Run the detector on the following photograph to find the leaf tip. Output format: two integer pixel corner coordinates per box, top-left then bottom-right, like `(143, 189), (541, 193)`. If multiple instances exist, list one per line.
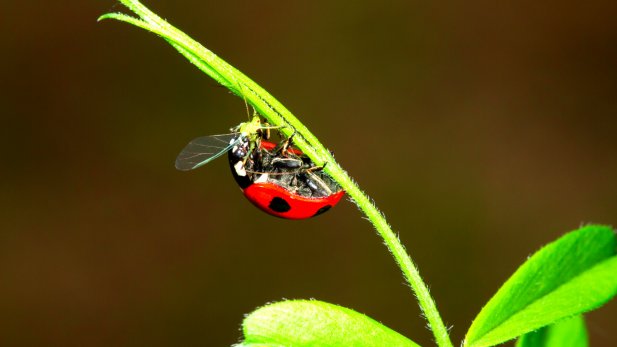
(98, 12), (131, 22)
(97, 13), (113, 22)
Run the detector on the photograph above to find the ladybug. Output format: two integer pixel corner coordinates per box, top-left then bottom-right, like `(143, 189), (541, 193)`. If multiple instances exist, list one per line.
(175, 117), (344, 219)
(227, 138), (344, 219)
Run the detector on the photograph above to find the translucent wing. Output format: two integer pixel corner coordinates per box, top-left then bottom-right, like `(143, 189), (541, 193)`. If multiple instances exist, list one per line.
(175, 133), (241, 171)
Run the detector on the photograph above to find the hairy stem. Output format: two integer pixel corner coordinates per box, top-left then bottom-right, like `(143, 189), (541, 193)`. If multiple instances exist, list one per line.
(100, 1), (453, 346)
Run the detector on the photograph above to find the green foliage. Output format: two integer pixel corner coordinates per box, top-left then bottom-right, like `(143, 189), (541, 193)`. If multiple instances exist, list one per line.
(237, 300), (420, 347)
(101, 2), (617, 347)
(465, 225), (617, 347)
(516, 315), (588, 347)
(100, 1), (452, 346)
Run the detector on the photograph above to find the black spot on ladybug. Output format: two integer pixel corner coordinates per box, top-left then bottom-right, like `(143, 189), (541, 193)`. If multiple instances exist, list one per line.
(269, 197), (291, 213)
(313, 205), (332, 217)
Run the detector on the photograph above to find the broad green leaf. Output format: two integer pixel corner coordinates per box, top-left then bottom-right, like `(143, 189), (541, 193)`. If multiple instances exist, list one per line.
(465, 225), (617, 347)
(239, 300), (420, 347)
(515, 315), (588, 347)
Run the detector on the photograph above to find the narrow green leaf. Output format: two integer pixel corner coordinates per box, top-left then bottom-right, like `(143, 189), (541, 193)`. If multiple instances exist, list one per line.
(465, 225), (617, 347)
(241, 300), (420, 347)
(515, 315), (588, 347)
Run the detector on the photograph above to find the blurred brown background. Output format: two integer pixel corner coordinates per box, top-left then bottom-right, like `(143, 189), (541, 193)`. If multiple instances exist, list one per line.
(2, 1), (616, 346)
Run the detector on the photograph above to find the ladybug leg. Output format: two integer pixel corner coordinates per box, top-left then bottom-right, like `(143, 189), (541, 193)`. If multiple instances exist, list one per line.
(298, 171), (332, 197)
(242, 139), (260, 167)
(309, 171), (333, 195)
(288, 174), (301, 194)
(258, 121), (290, 141)
(251, 146), (264, 172)
(296, 160), (333, 197)
(270, 130), (297, 156)
(260, 126), (271, 140)
(271, 156), (303, 170)
(299, 159), (327, 173)
(309, 162), (327, 172)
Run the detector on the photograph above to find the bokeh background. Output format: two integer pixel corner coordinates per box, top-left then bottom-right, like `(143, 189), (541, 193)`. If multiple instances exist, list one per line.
(2, 1), (616, 346)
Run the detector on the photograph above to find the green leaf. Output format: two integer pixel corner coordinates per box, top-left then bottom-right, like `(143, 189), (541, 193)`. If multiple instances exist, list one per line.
(515, 315), (588, 347)
(239, 300), (420, 347)
(465, 225), (617, 347)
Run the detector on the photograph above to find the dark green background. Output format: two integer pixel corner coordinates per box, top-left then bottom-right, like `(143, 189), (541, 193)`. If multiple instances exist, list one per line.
(2, 1), (616, 346)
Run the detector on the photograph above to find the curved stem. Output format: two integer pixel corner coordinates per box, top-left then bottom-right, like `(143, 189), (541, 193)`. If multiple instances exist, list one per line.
(327, 165), (453, 347)
(100, 2), (453, 346)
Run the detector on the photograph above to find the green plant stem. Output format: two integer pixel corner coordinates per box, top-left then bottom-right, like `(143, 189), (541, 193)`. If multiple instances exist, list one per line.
(328, 166), (454, 347)
(100, 1), (453, 346)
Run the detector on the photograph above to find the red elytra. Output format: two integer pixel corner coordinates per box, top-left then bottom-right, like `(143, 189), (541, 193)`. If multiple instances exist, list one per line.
(258, 140), (303, 155)
(228, 140), (344, 219)
(243, 182), (345, 219)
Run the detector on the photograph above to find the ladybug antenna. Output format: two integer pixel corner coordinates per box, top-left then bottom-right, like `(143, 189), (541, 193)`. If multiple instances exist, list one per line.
(274, 130), (297, 155)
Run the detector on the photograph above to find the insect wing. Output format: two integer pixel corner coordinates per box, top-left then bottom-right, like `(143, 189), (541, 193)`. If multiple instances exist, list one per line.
(175, 133), (241, 171)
